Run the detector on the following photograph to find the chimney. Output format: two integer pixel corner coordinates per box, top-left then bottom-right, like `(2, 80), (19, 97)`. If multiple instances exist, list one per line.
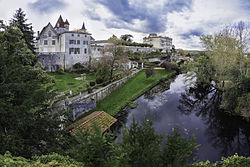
(37, 31), (40, 37)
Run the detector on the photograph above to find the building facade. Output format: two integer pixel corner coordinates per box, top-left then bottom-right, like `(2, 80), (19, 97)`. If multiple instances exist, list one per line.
(143, 33), (173, 51)
(37, 15), (91, 72)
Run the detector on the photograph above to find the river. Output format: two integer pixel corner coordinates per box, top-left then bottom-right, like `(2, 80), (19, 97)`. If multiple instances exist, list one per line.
(116, 74), (250, 162)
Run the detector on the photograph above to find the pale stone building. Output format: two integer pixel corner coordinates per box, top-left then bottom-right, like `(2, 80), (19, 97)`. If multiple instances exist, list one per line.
(37, 15), (91, 72)
(143, 33), (173, 51)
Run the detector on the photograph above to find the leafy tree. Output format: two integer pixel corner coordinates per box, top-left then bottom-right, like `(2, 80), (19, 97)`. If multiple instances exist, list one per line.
(161, 128), (198, 167)
(0, 21), (69, 157)
(11, 8), (35, 53)
(95, 56), (112, 82)
(104, 36), (126, 81)
(119, 118), (163, 167)
(68, 126), (118, 167)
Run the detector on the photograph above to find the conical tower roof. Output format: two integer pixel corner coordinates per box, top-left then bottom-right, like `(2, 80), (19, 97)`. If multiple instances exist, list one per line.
(55, 15), (65, 28)
(81, 21), (86, 31)
(64, 19), (70, 25)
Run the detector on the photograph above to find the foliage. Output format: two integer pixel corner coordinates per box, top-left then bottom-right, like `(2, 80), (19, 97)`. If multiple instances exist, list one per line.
(192, 154), (250, 167)
(0, 21), (70, 157)
(93, 70), (175, 116)
(161, 61), (179, 72)
(161, 127), (198, 167)
(221, 76), (250, 116)
(186, 56), (214, 85)
(73, 63), (87, 73)
(89, 81), (95, 87)
(145, 67), (155, 78)
(119, 118), (163, 167)
(96, 78), (104, 84)
(95, 57), (112, 82)
(128, 101), (138, 109)
(0, 151), (84, 167)
(11, 8), (35, 53)
(186, 22), (250, 116)
(68, 126), (117, 167)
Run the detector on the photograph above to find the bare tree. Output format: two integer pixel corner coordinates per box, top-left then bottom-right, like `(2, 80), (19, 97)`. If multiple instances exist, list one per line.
(102, 36), (126, 82)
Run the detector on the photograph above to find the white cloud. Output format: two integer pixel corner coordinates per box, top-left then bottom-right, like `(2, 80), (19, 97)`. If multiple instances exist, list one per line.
(0, 0), (249, 50)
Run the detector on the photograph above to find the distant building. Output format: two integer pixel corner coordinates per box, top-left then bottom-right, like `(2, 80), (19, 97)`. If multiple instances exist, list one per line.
(37, 15), (91, 72)
(143, 33), (173, 51)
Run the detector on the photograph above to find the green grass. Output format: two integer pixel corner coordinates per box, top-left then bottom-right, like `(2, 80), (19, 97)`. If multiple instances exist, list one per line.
(48, 72), (96, 92)
(93, 69), (176, 116)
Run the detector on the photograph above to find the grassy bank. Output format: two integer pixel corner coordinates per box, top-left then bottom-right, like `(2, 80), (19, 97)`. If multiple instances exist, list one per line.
(93, 69), (176, 116)
(48, 72), (95, 92)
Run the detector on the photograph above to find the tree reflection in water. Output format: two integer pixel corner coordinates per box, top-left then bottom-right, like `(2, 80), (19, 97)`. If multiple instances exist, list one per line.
(178, 83), (250, 157)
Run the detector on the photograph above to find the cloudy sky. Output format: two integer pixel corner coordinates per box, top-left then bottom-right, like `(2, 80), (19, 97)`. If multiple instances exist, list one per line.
(0, 0), (249, 50)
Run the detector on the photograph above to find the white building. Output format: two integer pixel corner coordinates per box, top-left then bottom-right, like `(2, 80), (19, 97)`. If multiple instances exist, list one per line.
(37, 15), (91, 72)
(143, 33), (173, 51)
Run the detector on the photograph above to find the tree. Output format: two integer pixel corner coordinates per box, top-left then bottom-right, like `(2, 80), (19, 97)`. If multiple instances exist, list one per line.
(119, 118), (163, 167)
(0, 21), (69, 158)
(200, 24), (249, 90)
(161, 128), (198, 167)
(199, 22), (250, 116)
(68, 126), (118, 167)
(11, 8), (35, 53)
(104, 36), (126, 82)
(95, 56), (112, 82)
(120, 34), (133, 42)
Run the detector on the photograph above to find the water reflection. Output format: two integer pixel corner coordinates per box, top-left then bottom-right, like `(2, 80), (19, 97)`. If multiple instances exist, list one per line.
(117, 74), (250, 162)
(179, 79), (250, 158)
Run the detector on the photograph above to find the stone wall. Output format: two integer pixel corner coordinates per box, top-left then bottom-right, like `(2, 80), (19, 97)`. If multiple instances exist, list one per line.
(53, 70), (141, 120)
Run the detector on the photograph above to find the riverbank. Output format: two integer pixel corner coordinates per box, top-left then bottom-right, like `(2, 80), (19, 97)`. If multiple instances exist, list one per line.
(92, 69), (176, 116)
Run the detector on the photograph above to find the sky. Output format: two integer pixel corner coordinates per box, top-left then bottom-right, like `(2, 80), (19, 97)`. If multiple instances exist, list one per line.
(0, 0), (249, 50)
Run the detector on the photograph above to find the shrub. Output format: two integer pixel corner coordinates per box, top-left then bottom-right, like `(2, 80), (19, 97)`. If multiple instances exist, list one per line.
(89, 81), (96, 87)
(145, 67), (155, 78)
(96, 78), (103, 84)
(161, 61), (179, 71)
(58, 68), (64, 74)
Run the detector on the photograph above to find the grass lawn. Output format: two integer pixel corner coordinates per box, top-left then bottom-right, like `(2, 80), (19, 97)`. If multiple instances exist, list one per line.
(93, 69), (176, 116)
(48, 72), (96, 92)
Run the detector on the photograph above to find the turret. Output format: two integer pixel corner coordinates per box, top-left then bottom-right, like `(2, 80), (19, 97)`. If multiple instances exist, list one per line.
(81, 21), (86, 32)
(64, 19), (70, 31)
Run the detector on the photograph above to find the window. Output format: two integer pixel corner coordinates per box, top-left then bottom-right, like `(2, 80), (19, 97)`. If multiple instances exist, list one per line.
(75, 48), (80, 54)
(69, 40), (76, 44)
(69, 48), (74, 54)
(48, 31), (51, 37)
(83, 41), (88, 45)
(52, 40), (56, 45)
(69, 48), (80, 54)
(85, 35), (87, 37)
(72, 34), (74, 36)
(77, 40), (80, 44)
(77, 34), (80, 37)
(84, 48), (87, 54)
(44, 40), (48, 45)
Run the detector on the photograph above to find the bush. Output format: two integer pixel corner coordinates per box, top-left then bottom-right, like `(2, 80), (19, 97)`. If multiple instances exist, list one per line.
(161, 61), (179, 71)
(58, 68), (64, 74)
(145, 67), (155, 78)
(89, 81), (96, 87)
(96, 78), (103, 84)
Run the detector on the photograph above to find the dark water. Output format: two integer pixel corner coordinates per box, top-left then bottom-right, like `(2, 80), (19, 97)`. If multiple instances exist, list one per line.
(117, 74), (250, 162)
